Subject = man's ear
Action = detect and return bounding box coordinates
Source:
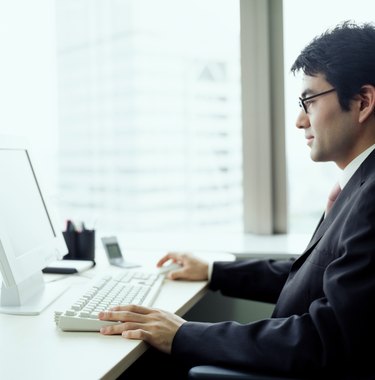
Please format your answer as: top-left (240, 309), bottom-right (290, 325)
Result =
top-left (358, 85), bottom-right (375, 123)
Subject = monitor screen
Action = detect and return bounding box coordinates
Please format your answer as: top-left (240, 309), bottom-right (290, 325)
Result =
top-left (0, 136), bottom-right (68, 315)
top-left (0, 149), bottom-right (56, 259)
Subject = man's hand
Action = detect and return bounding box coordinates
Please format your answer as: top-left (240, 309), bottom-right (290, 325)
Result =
top-left (99, 305), bottom-right (186, 354)
top-left (156, 252), bottom-right (209, 281)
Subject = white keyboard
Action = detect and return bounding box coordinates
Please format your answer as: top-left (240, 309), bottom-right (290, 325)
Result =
top-left (54, 270), bottom-right (165, 331)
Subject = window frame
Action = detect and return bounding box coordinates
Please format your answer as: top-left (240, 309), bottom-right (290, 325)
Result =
top-left (240, 0), bottom-right (287, 234)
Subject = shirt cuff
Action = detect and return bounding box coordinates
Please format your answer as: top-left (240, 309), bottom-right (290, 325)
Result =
top-left (207, 261), bottom-right (214, 281)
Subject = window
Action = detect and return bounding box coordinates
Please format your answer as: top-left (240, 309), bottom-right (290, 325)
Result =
top-left (8, 0), bottom-right (371, 238)
top-left (55, 0), bottom-right (242, 234)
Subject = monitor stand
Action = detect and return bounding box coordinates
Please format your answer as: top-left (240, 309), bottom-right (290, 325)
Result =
top-left (0, 271), bottom-right (68, 315)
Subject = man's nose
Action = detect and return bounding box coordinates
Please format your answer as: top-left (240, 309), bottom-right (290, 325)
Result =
top-left (295, 109), bottom-right (310, 130)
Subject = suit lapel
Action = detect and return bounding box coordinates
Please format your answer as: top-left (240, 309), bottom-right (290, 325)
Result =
top-left (294, 150), bottom-right (375, 262)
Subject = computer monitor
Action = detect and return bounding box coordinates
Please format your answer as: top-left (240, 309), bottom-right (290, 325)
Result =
top-left (0, 136), bottom-right (68, 315)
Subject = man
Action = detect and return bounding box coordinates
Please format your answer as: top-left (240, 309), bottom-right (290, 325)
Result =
top-left (99, 21), bottom-right (375, 379)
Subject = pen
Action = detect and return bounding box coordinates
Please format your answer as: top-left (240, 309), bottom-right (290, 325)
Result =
top-left (66, 220), bottom-right (76, 232)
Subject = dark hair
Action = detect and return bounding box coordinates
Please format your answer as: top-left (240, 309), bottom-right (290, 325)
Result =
top-left (291, 21), bottom-right (375, 111)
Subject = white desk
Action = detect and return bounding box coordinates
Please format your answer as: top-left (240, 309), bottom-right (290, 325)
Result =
top-left (0, 250), bottom-right (234, 380)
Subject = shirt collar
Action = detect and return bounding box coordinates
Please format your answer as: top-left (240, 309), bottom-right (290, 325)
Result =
top-left (339, 143), bottom-right (375, 189)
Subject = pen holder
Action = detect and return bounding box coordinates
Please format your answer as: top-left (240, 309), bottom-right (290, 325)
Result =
top-left (63, 229), bottom-right (95, 262)
top-left (62, 230), bottom-right (77, 260)
top-left (77, 229), bottom-right (96, 261)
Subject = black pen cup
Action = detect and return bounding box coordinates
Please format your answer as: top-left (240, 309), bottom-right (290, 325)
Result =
top-left (63, 230), bottom-right (77, 260)
top-left (63, 229), bottom-right (95, 262)
top-left (77, 229), bottom-right (95, 261)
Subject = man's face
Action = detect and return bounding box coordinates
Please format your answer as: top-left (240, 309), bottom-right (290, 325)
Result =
top-left (295, 74), bottom-right (360, 169)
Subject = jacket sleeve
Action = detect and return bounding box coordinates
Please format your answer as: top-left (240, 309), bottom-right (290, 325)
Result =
top-left (209, 258), bottom-right (294, 304)
top-left (172, 316), bottom-right (324, 376)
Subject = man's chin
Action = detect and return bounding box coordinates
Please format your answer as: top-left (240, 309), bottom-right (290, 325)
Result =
top-left (310, 152), bottom-right (330, 163)
top-left (310, 150), bottom-right (321, 162)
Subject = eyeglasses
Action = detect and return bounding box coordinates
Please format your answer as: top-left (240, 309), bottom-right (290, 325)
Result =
top-left (299, 88), bottom-right (336, 114)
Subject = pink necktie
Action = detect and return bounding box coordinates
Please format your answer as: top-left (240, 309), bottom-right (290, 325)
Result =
top-left (325, 182), bottom-right (341, 216)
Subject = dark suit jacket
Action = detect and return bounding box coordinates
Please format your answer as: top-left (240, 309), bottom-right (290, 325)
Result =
top-left (172, 150), bottom-right (375, 379)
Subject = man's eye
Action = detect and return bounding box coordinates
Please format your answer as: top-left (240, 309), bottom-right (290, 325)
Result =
top-left (304, 100), bottom-right (314, 108)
